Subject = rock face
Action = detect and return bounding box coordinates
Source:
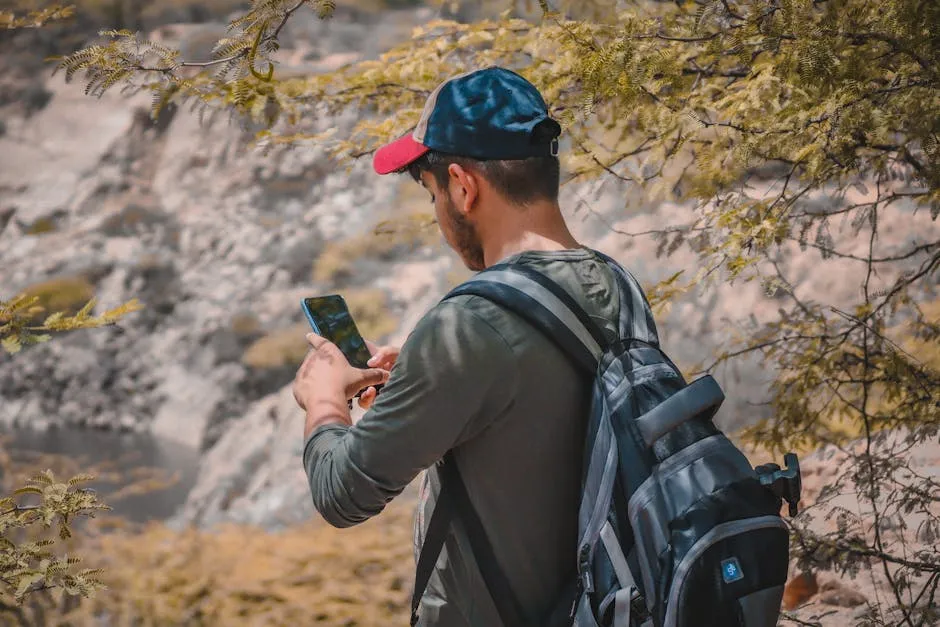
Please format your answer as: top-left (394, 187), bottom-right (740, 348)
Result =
top-left (2, 7), bottom-right (939, 540)
top-left (0, 88), bottom-right (398, 447)
top-left (170, 257), bottom-right (449, 530)
top-left (0, 10), bottom-right (432, 449)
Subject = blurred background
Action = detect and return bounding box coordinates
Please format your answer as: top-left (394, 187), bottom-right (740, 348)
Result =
top-left (1, 0), bottom-right (937, 625)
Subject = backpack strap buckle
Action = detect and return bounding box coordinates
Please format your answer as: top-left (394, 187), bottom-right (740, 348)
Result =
top-left (756, 452), bottom-right (802, 517)
top-left (578, 543), bottom-right (594, 594)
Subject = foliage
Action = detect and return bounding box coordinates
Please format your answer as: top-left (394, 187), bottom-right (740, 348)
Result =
top-left (23, 217), bottom-right (60, 236)
top-left (230, 311), bottom-right (263, 336)
top-left (0, 435), bottom-right (192, 622)
top-left (0, 3), bottom-right (74, 29)
top-left (28, 0), bottom-right (940, 622)
top-left (313, 214), bottom-right (439, 284)
top-left (242, 289), bottom-right (398, 369)
top-left (242, 322), bottom-right (312, 369)
top-left (27, 499), bottom-right (415, 626)
top-left (14, 277), bottom-right (95, 318)
top-left (0, 470), bottom-right (109, 607)
top-left (344, 287), bottom-right (399, 340)
top-left (0, 0), bottom-right (247, 33)
top-left (0, 277), bottom-right (142, 355)
top-left (239, 323), bottom-right (309, 369)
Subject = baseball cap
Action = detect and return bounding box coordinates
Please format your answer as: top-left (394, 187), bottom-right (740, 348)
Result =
top-left (372, 66), bottom-right (562, 175)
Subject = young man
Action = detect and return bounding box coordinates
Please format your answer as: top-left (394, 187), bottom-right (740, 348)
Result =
top-left (293, 67), bottom-right (628, 626)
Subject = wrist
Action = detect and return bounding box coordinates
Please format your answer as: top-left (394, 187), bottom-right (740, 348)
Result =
top-left (302, 388), bottom-right (351, 439)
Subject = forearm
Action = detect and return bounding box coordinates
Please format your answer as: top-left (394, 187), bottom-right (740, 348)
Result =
top-left (302, 425), bottom-right (402, 528)
top-left (299, 302), bottom-right (515, 528)
top-left (302, 388), bottom-right (351, 440)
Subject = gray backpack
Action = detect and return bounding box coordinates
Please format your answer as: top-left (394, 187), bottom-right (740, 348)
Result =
top-left (411, 250), bottom-right (802, 627)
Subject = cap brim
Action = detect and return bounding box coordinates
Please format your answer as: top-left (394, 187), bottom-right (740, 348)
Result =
top-left (373, 133), bottom-right (430, 175)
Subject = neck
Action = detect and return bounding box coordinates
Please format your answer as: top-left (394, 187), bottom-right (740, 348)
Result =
top-left (480, 200), bottom-right (582, 267)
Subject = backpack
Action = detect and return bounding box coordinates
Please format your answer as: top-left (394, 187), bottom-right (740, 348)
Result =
top-left (410, 250), bottom-right (803, 627)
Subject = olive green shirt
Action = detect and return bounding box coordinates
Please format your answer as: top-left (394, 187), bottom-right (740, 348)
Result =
top-left (303, 248), bottom-right (622, 626)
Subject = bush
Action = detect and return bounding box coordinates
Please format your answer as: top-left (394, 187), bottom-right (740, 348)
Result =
top-left (17, 276), bottom-right (95, 320)
top-left (241, 323), bottom-right (310, 370)
top-left (24, 215), bottom-right (59, 235)
top-left (230, 312), bottom-right (261, 337)
top-left (33, 500), bottom-right (416, 626)
top-left (344, 288), bottom-right (398, 342)
top-left (240, 290), bottom-right (398, 371)
top-left (0, 469), bottom-right (110, 609)
top-left (312, 215), bottom-right (438, 285)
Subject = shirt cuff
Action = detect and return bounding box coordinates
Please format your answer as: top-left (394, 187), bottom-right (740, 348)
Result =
top-left (301, 423), bottom-right (350, 470)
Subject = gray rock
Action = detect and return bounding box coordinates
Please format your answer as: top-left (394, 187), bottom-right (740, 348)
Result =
top-left (0, 77), bottom-right (147, 224)
top-left (170, 386), bottom-right (316, 530)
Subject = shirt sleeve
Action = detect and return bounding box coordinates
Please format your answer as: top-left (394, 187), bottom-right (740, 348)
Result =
top-left (302, 298), bottom-right (518, 528)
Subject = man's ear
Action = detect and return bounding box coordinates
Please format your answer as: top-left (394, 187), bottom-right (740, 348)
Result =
top-left (447, 163), bottom-right (479, 216)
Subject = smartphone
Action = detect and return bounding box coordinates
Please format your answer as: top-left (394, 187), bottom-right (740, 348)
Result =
top-left (301, 295), bottom-right (383, 396)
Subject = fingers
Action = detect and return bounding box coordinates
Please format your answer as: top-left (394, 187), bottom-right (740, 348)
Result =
top-left (366, 351), bottom-right (388, 368)
top-left (365, 341), bottom-right (386, 366)
top-left (358, 386), bottom-right (376, 410)
top-left (367, 346), bottom-right (399, 368)
top-left (347, 367), bottom-right (387, 396)
top-left (360, 367), bottom-right (389, 388)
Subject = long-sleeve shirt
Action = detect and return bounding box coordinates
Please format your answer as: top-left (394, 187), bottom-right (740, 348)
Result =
top-left (302, 248), bottom-right (622, 626)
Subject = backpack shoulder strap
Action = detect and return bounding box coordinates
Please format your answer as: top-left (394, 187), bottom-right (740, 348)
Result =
top-left (590, 249), bottom-right (660, 346)
top-left (411, 451), bottom-right (533, 627)
top-left (444, 262), bottom-right (609, 374)
top-left (411, 263), bottom-right (607, 627)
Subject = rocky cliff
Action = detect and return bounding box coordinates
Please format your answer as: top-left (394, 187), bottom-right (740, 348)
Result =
top-left (2, 6), bottom-right (938, 534)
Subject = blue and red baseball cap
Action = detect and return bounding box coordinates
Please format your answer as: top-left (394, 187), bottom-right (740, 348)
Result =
top-left (372, 66), bottom-right (562, 175)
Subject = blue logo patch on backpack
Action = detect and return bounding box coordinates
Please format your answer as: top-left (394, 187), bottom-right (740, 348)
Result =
top-left (721, 558), bottom-right (744, 584)
top-left (426, 250), bottom-right (803, 627)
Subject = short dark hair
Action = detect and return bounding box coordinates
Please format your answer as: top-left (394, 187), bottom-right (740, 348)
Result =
top-left (407, 150), bottom-right (561, 206)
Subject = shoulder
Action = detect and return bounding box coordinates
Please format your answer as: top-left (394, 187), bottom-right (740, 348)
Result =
top-left (389, 294), bottom-right (519, 398)
top-left (409, 294), bottom-right (516, 352)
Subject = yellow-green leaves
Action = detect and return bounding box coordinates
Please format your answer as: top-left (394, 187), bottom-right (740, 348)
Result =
top-left (0, 290), bottom-right (142, 355)
top-left (1, 471), bottom-right (110, 604)
top-left (0, 4), bottom-right (74, 30)
top-left (314, 0), bottom-right (337, 20)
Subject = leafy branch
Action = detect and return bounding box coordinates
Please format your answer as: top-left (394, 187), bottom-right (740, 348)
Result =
top-left (0, 4), bottom-right (75, 30)
top-left (0, 471), bottom-right (110, 605)
top-left (0, 294), bottom-right (142, 355)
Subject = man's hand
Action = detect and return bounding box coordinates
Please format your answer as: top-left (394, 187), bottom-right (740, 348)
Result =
top-left (365, 339), bottom-right (400, 370)
top-left (358, 340), bottom-right (401, 409)
top-left (294, 334), bottom-right (389, 438)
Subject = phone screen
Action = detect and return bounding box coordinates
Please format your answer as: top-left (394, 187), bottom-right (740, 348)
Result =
top-left (301, 295), bottom-right (374, 369)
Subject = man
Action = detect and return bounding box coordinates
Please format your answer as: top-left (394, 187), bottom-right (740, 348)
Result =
top-left (293, 67), bottom-right (625, 626)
